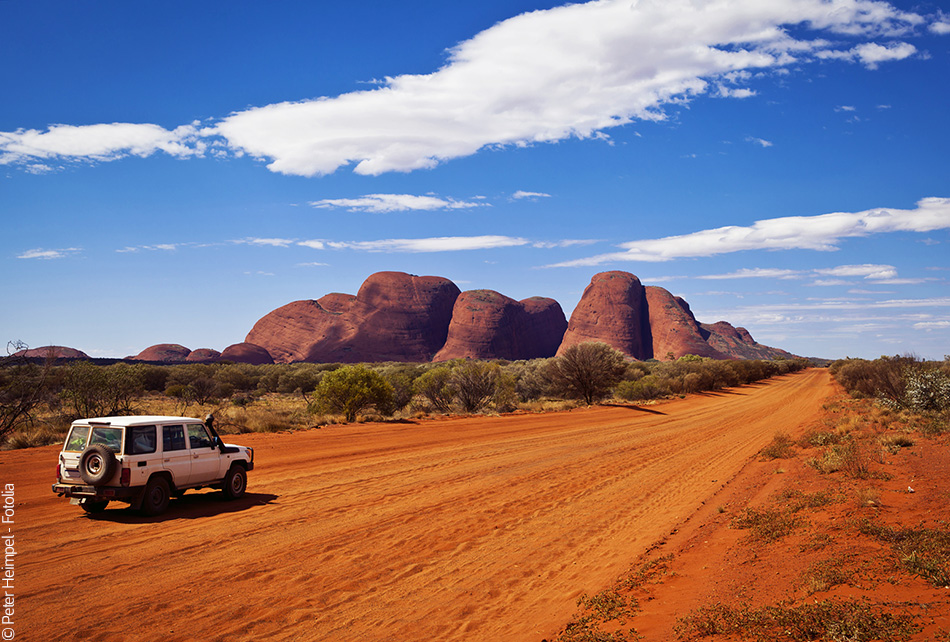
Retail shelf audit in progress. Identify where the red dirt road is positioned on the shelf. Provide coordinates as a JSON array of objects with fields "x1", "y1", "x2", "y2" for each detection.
[{"x1": 9, "y1": 369, "x2": 832, "y2": 641}]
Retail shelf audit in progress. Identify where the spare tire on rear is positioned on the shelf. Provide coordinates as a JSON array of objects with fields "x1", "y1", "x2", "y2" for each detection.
[{"x1": 79, "y1": 444, "x2": 117, "y2": 486}]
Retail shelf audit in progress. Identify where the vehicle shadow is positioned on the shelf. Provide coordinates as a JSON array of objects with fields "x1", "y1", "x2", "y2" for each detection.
[{"x1": 84, "y1": 491, "x2": 278, "y2": 523}]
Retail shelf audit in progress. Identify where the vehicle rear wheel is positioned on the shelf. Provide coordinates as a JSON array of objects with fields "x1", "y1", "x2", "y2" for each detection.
[
  {"x1": 79, "y1": 445, "x2": 117, "y2": 486},
  {"x1": 80, "y1": 499, "x2": 109, "y2": 513},
  {"x1": 140, "y1": 476, "x2": 171, "y2": 516},
  {"x1": 222, "y1": 466, "x2": 247, "y2": 500}
]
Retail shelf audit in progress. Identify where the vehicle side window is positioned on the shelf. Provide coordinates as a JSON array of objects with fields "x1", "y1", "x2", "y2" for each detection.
[
  {"x1": 64, "y1": 426, "x2": 90, "y2": 452},
  {"x1": 90, "y1": 427, "x2": 123, "y2": 452},
  {"x1": 187, "y1": 424, "x2": 214, "y2": 450},
  {"x1": 163, "y1": 425, "x2": 187, "y2": 452},
  {"x1": 127, "y1": 426, "x2": 157, "y2": 455}
]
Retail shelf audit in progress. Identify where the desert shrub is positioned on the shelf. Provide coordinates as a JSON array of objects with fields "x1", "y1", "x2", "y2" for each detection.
[
  {"x1": 414, "y1": 366, "x2": 454, "y2": 412},
  {"x1": 731, "y1": 506, "x2": 802, "y2": 542},
  {"x1": 214, "y1": 363, "x2": 263, "y2": 392},
  {"x1": 450, "y1": 360, "x2": 500, "y2": 413},
  {"x1": 806, "y1": 441, "x2": 871, "y2": 479},
  {"x1": 545, "y1": 342, "x2": 628, "y2": 405},
  {"x1": 310, "y1": 365, "x2": 394, "y2": 422},
  {"x1": 903, "y1": 367, "x2": 950, "y2": 413},
  {"x1": 760, "y1": 432, "x2": 795, "y2": 460},
  {"x1": 136, "y1": 364, "x2": 169, "y2": 392},
  {"x1": 803, "y1": 556, "x2": 854, "y2": 594},
  {"x1": 859, "y1": 520, "x2": 950, "y2": 588},
  {"x1": 831, "y1": 356, "x2": 916, "y2": 404},
  {"x1": 799, "y1": 429, "x2": 844, "y2": 448},
  {"x1": 492, "y1": 369, "x2": 519, "y2": 413},
  {"x1": 614, "y1": 375, "x2": 669, "y2": 401},
  {"x1": 676, "y1": 599, "x2": 919, "y2": 641}
]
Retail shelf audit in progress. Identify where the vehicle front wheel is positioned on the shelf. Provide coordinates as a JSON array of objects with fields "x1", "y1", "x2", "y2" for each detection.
[
  {"x1": 222, "y1": 466, "x2": 247, "y2": 500},
  {"x1": 80, "y1": 499, "x2": 109, "y2": 513},
  {"x1": 140, "y1": 476, "x2": 171, "y2": 516}
]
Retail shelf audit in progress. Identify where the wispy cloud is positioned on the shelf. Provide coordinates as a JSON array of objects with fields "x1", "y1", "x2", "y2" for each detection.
[
  {"x1": 548, "y1": 197, "x2": 950, "y2": 266},
  {"x1": 511, "y1": 191, "x2": 552, "y2": 200},
  {"x1": 233, "y1": 237, "x2": 297, "y2": 247},
  {"x1": 17, "y1": 247, "x2": 82, "y2": 260},
  {"x1": 0, "y1": 122, "x2": 204, "y2": 166},
  {"x1": 914, "y1": 320, "x2": 950, "y2": 330},
  {"x1": 816, "y1": 41, "x2": 917, "y2": 68},
  {"x1": 697, "y1": 268, "x2": 801, "y2": 280},
  {"x1": 307, "y1": 235, "x2": 529, "y2": 253},
  {"x1": 2, "y1": 0, "x2": 931, "y2": 175},
  {"x1": 310, "y1": 193, "x2": 488, "y2": 213},
  {"x1": 746, "y1": 136, "x2": 773, "y2": 148}
]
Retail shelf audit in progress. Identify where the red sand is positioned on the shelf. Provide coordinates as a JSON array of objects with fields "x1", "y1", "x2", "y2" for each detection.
[{"x1": 10, "y1": 369, "x2": 832, "y2": 641}]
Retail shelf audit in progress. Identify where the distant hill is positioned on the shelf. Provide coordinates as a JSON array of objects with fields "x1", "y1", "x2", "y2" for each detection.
[
  {"x1": 245, "y1": 270, "x2": 795, "y2": 363},
  {"x1": 28, "y1": 271, "x2": 797, "y2": 365}
]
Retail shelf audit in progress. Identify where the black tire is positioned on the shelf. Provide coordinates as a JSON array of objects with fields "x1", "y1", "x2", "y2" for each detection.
[
  {"x1": 222, "y1": 466, "x2": 247, "y2": 500},
  {"x1": 79, "y1": 444, "x2": 117, "y2": 486},
  {"x1": 140, "y1": 476, "x2": 171, "y2": 516},
  {"x1": 80, "y1": 499, "x2": 109, "y2": 513}
]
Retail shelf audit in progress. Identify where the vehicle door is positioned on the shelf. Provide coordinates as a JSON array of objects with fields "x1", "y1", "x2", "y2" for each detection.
[
  {"x1": 161, "y1": 424, "x2": 191, "y2": 488},
  {"x1": 186, "y1": 423, "x2": 221, "y2": 485},
  {"x1": 59, "y1": 424, "x2": 123, "y2": 484},
  {"x1": 125, "y1": 425, "x2": 161, "y2": 487}
]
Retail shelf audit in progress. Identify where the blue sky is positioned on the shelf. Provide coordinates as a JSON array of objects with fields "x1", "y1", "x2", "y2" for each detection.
[{"x1": 3, "y1": 0, "x2": 949, "y2": 360}]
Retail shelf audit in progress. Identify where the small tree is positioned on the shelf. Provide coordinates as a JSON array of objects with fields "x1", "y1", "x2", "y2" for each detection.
[
  {"x1": 311, "y1": 365, "x2": 394, "y2": 422},
  {"x1": 62, "y1": 361, "x2": 144, "y2": 418},
  {"x1": 0, "y1": 341, "x2": 54, "y2": 442},
  {"x1": 546, "y1": 342, "x2": 628, "y2": 405},
  {"x1": 450, "y1": 361, "x2": 498, "y2": 413},
  {"x1": 414, "y1": 366, "x2": 454, "y2": 412}
]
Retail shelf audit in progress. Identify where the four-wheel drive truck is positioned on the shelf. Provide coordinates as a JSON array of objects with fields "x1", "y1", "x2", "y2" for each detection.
[{"x1": 52, "y1": 415, "x2": 254, "y2": 516}]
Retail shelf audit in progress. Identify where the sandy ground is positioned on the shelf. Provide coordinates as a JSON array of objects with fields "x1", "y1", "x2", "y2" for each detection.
[{"x1": 7, "y1": 368, "x2": 832, "y2": 641}]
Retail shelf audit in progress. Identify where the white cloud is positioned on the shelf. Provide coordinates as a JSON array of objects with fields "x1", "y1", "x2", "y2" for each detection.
[
  {"x1": 309, "y1": 193, "x2": 487, "y2": 213},
  {"x1": 302, "y1": 235, "x2": 529, "y2": 253},
  {"x1": 511, "y1": 191, "x2": 552, "y2": 200},
  {"x1": 17, "y1": 247, "x2": 81, "y2": 260},
  {"x1": 208, "y1": 0, "x2": 928, "y2": 176},
  {"x1": 234, "y1": 237, "x2": 297, "y2": 247},
  {"x1": 532, "y1": 239, "x2": 599, "y2": 249},
  {"x1": 931, "y1": 18, "x2": 950, "y2": 35},
  {"x1": 746, "y1": 136, "x2": 773, "y2": 147},
  {"x1": 549, "y1": 197, "x2": 950, "y2": 266},
  {"x1": 814, "y1": 264, "x2": 897, "y2": 279},
  {"x1": 914, "y1": 320, "x2": 950, "y2": 330},
  {"x1": 697, "y1": 267, "x2": 802, "y2": 279},
  {"x1": 816, "y1": 41, "x2": 917, "y2": 68},
  {"x1": 0, "y1": 122, "x2": 203, "y2": 166},
  {"x1": 0, "y1": 0, "x2": 932, "y2": 175}
]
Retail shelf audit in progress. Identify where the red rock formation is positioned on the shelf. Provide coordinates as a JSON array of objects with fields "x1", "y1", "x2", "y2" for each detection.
[
  {"x1": 245, "y1": 270, "x2": 795, "y2": 364},
  {"x1": 186, "y1": 348, "x2": 221, "y2": 363},
  {"x1": 700, "y1": 321, "x2": 795, "y2": 360},
  {"x1": 519, "y1": 297, "x2": 569, "y2": 359},
  {"x1": 13, "y1": 346, "x2": 89, "y2": 359},
  {"x1": 433, "y1": 291, "x2": 567, "y2": 361},
  {"x1": 644, "y1": 287, "x2": 728, "y2": 360},
  {"x1": 130, "y1": 344, "x2": 192, "y2": 362},
  {"x1": 246, "y1": 272, "x2": 460, "y2": 363},
  {"x1": 557, "y1": 271, "x2": 651, "y2": 359},
  {"x1": 219, "y1": 343, "x2": 274, "y2": 365}
]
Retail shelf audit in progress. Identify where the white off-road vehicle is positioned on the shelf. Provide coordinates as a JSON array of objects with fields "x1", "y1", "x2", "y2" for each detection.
[{"x1": 52, "y1": 415, "x2": 254, "y2": 516}]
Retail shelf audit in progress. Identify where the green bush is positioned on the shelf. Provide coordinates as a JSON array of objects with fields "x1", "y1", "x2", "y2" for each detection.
[{"x1": 311, "y1": 365, "x2": 395, "y2": 422}]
